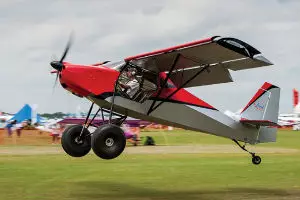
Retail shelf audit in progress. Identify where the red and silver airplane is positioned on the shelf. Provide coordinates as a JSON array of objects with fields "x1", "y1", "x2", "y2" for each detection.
[{"x1": 51, "y1": 36, "x2": 279, "y2": 165}]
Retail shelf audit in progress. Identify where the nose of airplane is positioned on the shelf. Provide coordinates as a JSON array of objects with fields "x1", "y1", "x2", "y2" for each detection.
[
  {"x1": 49, "y1": 34, "x2": 118, "y2": 98},
  {"x1": 50, "y1": 61, "x2": 64, "y2": 71},
  {"x1": 57, "y1": 63, "x2": 90, "y2": 97},
  {"x1": 59, "y1": 64, "x2": 119, "y2": 98}
]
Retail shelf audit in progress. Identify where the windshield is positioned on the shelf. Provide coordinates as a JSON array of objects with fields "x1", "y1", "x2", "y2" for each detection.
[{"x1": 104, "y1": 61, "x2": 125, "y2": 71}]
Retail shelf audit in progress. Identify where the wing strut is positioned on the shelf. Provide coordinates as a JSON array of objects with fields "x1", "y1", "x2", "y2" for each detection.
[
  {"x1": 147, "y1": 54, "x2": 181, "y2": 115},
  {"x1": 147, "y1": 58, "x2": 210, "y2": 115}
]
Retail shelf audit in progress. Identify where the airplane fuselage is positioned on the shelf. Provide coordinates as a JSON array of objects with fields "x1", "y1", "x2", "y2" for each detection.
[{"x1": 57, "y1": 61, "x2": 277, "y2": 145}]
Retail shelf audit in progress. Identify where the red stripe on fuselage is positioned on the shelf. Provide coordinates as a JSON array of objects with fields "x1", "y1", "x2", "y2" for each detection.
[
  {"x1": 156, "y1": 88, "x2": 216, "y2": 110},
  {"x1": 153, "y1": 73, "x2": 216, "y2": 110}
]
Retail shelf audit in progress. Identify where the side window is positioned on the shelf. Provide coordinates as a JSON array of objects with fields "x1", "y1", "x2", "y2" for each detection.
[{"x1": 117, "y1": 67, "x2": 158, "y2": 103}]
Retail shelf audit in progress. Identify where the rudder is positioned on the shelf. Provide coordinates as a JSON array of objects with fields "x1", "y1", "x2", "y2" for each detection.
[{"x1": 240, "y1": 82, "x2": 280, "y2": 125}]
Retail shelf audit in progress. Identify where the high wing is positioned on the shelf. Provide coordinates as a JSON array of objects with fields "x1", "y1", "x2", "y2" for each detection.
[{"x1": 124, "y1": 36, "x2": 273, "y2": 88}]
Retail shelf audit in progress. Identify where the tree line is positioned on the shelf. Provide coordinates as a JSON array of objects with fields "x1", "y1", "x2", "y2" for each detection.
[{"x1": 40, "y1": 112, "x2": 67, "y2": 119}]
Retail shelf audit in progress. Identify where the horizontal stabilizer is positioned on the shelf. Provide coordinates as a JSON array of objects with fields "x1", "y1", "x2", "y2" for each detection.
[{"x1": 240, "y1": 119, "x2": 278, "y2": 127}]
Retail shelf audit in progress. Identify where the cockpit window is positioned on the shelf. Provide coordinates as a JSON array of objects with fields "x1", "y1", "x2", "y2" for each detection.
[
  {"x1": 117, "y1": 66, "x2": 158, "y2": 103},
  {"x1": 104, "y1": 61, "x2": 125, "y2": 71}
]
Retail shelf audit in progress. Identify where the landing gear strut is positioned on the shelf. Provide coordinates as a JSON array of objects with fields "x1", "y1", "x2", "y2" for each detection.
[
  {"x1": 232, "y1": 139, "x2": 261, "y2": 165},
  {"x1": 61, "y1": 99, "x2": 127, "y2": 159}
]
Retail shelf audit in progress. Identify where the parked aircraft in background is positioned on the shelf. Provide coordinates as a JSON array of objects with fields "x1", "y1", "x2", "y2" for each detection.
[
  {"x1": 278, "y1": 89, "x2": 300, "y2": 130},
  {"x1": 0, "y1": 112, "x2": 13, "y2": 128}
]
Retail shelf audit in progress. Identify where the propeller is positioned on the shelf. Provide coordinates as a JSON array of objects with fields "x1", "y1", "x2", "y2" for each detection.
[
  {"x1": 50, "y1": 33, "x2": 74, "y2": 91},
  {"x1": 50, "y1": 33, "x2": 73, "y2": 71}
]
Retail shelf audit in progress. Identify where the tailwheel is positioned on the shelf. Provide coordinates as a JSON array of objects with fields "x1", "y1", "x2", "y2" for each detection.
[
  {"x1": 232, "y1": 139, "x2": 262, "y2": 165},
  {"x1": 252, "y1": 155, "x2": 262, "y2": 165},
  {"x1": 92, "y1": 124, "x2": 126, "y2": 160},
  {"x1": 61, "y1": 125, "x2": 91, "y2": 157}
]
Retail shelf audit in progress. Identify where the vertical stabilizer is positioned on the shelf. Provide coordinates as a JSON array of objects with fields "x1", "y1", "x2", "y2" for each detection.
[{"x1": 240, "y1": 82, "x2": 280, "y2": 124}]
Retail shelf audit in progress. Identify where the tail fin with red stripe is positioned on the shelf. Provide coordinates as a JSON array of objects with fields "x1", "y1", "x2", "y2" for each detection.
[{"x1": 240, "y1": 82, "x2": 280, "y2": 126}]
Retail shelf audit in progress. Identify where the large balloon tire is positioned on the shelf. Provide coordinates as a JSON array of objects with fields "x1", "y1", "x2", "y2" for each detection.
[
  {"x1": 92, "y1": 124, "x2": 126, "y2": 160},
  {"x1": 61, "y1": 125, "x2": 91, "y2": 157}
]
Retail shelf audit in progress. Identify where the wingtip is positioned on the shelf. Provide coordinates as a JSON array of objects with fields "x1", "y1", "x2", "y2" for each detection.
[{"x1": 254, "y1": 55, "x2": 273, "y2": 65}]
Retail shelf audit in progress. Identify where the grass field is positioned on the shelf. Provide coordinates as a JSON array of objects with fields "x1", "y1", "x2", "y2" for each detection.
[
  {"x1": 143, "y1": 129, "x2": 300, "y2": 149},
  {"x1": 0, "y1": 129, "x2": 300, "y2": 200}
]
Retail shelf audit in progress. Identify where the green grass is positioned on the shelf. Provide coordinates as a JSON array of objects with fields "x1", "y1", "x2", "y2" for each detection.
[
  {"x1": 263, "y1": 130, "x2": 300, "y2": 149},
  {"x1": 0, "y1": 154, "x2": 300, "y2": 200},
  {"x1": 142, "y1": 129, "x2": 232, "y2": 145},
  {"x1": 0, "y1": 129, "x2": 300, "y2": 200},
  {"x1": 143, "y1": 129, "x2": 300, "y2": 149}
]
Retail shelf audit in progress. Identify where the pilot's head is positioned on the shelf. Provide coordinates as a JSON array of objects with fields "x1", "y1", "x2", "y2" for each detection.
[{"x1": 127, "y1": 69, "x2": 136, "y2": 79}]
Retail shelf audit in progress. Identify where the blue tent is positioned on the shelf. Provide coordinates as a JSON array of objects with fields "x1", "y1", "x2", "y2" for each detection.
[
  {"x1": 9, "y1": 104, "x2": 41, "y2": 124},
  {"x1": 36, "y1": 114, "x2": 42, "y2": 123}
]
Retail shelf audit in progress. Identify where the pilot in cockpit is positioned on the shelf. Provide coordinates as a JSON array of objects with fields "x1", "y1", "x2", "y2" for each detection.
[{"x1": 119, "y1": 69, "x2": 140, "y2": 99}]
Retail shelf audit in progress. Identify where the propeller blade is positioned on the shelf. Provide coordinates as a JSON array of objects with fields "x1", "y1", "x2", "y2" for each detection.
[
  {"x1": 52, "y1": 73, "x2": 59, "y2": 94},
  {"x1": 50, "y1": 32, "x2": 74, "y2": 94},
  {"x1": 59, "y1": 33, "x2": 74, "y2": 63}
]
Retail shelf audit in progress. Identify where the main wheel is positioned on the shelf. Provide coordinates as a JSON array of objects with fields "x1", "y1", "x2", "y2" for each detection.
[
  {"x1": 61, "y1": 125, "x2": 91, "y2": 157},
  {"x1": 92, "y1": 124, "x2": 126, "y2": 159},
  {"x1": 252, "y1": 155, "x2": 262, "y2": 165}
]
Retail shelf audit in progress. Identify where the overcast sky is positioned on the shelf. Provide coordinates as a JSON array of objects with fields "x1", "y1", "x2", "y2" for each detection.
[{"x1": 0, "y1": 0, "x2": 299, "y2": 114}]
